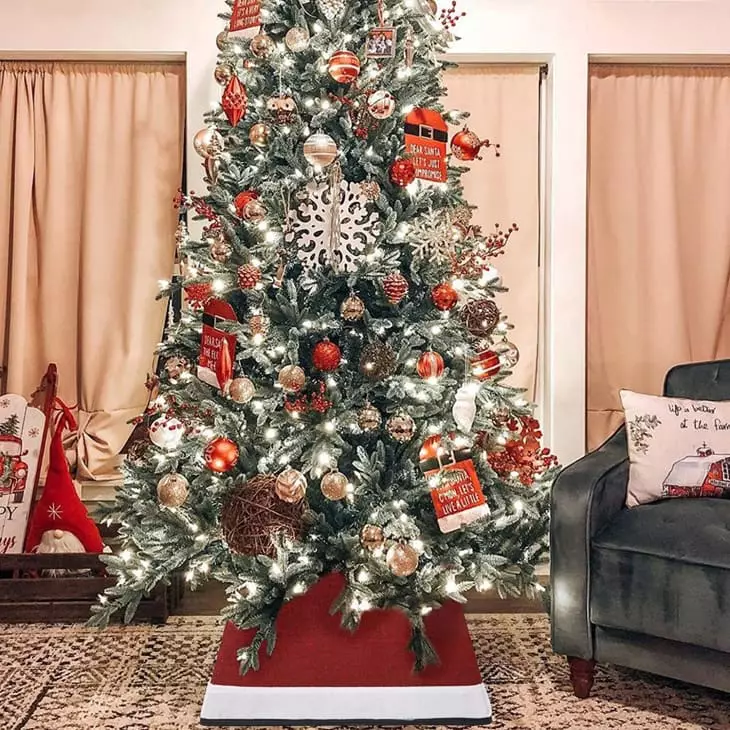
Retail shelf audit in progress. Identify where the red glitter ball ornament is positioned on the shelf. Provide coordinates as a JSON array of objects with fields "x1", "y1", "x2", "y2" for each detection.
[
  {"x1": 204, "y1": 437, "x2": 239, "y2": 473},
  {"x1": 417, "y1": 351, "x2": 445, "y2": 379},
  {"x1": 382, "y1": 272, "x2": 409, "y2": 304},
  {"x1": 238, "y1": 264, "x2": 262, "y2": 290},
  {"x1": 234, "y1": 190, "x2": 259, "y2": 218},
  {"x1": 221, "y1": 75, "x2": 248, "y2": 127},
  {"x1": 389, "y1": 158, "x2": 416, "y2": 187},
  {"x1": 184, "y1": 283, "x2": 213, "y2": 310},
  {"x1": 431, "y1": 282, "x2": 458, "y2": 311},
  {"x1": 451, "y1": 126, "x2": 499, "y2": 162},
  {"x1": 312, "y1": 340, "x2": 342, "y2": 372}
]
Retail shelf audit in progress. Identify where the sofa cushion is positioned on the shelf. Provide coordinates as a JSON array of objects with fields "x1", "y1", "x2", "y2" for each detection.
[{"x1": 591, "y1": 499, "x2": 730, "y2": 653}]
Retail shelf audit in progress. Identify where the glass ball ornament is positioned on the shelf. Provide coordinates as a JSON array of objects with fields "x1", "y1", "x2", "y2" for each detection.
[
  {"x1": 157, "y1": 472, "x2": 190, "y2": 508},
  {"x1": 494, "y1": 339, "x2": 520, "y2": 368},
  {"x1": 386, "y1": 412, "x2": 416, "y2": 442},
  {"x1": 214, "y1": 63, "x2": 234, "y2": 85},
  {"x1": 470, "y1": 349, "x2": 501, "y2": 381},
  {"x1": 250, "y1": 32, "x2": 276, "y2": 58},
  {"x1": 328, "y1": 50, "x2": 361, "y2": 84},
  {"x1": 204, "y1": 437, "x2": 240, "y2": 473},
  {"x1": 249, "y1": 122, "x2": 272, "y2": 149},
  {"x1": 357, "y1": 403, "x2": 382, "y2": 432},
  {"x1": 451, "y1": 126, "x2": 486, "y2": 161},
  {"x1": 340, "y1": 294, "x2": 365, "y2": 322},
  {"x1": 312, "y1": 339, "x2": 342, "y2": 372},
  {"x1": 431, "y1": 282, "x2": 458, "y2": 311},
  {"x1": 320, "y1": 471, "x2": 349, "y2": 501},
  {"x1": 367, "y1": 89, "x2": 396, "y2": 120},
  {"x1": 303, "y1": 132, "x2": 338, "y2": 168},
  {"x1": 216, "y1": 30, "x2": 230, "y2": 50},
  {"x1": 360, "y1": 524, "x2": 385, "y2": 551},
  {"x1": 229, "y1": 377, "x2": 256, "y2": 404},
  {"x1": 275, "y1": 468, "x2": 307, "y2": 503},
  {"x1": 278, "y1": 365, "x2": 306, "y2": 393},
  {"x1": 416, "y1": 351, "x2": 445, "y2": 379},
  {"x1": 285, "y1": 26, "x2": 310, "y2": 52},
  {"x1": 387, "y1": 542, "x2": 419, "y2": 577},
  {"x1": 193, "y1": 127, "x2": 224, "y2": 158}
]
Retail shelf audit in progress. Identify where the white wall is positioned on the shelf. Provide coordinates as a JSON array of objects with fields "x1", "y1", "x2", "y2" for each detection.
[{"x1": 3, "y1": 0, "x2": 730, "y2": 465}]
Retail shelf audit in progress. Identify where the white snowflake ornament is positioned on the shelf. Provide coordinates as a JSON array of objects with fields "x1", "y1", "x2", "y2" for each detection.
[{"x1": 286, "y1": 179, "x2": 380, "y2": 272}]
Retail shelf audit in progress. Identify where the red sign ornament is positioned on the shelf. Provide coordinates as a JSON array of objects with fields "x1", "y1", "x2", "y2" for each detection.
[
  {"x1": 198, "y1": 300, "x2": 238, "y2": 390},
  {"x1": 404, "y1": 108, "x2": 448, "y2": 183},
  {"x1": 229, "y1": 0, "x2": 261, "y2": 33}
]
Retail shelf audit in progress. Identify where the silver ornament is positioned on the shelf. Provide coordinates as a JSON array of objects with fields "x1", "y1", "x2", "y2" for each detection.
[{"x1": 315, "y1": 0, "x2": 346, "y2": 21}]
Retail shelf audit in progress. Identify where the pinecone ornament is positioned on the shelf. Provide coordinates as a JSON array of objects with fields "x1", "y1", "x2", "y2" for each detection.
[
  {"x1": 382, "y1": 272, "x2": 409, "y2": 304},
  {"x1": 238, "y1": 264, "x2": 262, "y2": 290}
]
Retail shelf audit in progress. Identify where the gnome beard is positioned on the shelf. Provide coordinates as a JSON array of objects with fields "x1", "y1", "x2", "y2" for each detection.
[{"x1": 36, "y1": 528, "x2": 88, "y2": 576}]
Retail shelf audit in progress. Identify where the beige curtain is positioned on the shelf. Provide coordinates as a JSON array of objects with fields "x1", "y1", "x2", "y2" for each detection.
[
  {"x1": 0, "y1": 61, "x2": 185, "y2": 480},
  {"x1": 445, "y1": 64, "x2": 542, "y2": 398},
  {"x1": 587, "y1": 64, "x2": 730, "y2": 450}
]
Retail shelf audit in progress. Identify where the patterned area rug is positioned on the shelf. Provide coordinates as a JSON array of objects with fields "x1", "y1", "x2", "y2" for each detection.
[{"x1": 3, "y1": 614, "x2": 730, "y2": 729}]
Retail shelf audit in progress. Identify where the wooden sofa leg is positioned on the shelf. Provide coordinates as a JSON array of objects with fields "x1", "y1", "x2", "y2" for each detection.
[{"x1": 568, "y1": 657, "x2": 596, "y2": 698}]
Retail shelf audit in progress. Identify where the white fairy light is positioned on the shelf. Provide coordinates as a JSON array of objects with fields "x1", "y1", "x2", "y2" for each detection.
[
  {"x1": 420, "y1": 606, "x2": 433, "y2": 615},
  {"x1": 292, "y1": 582, "x2": 306, "y2": 594},
  {"x1": 514, "y1": 499, "x2": 524, "y2": 513},
  {"x1": 121, "y1": 549, "x2": 132, "y2": 562},
  {"x1": 158, "y1": 279, "x2": 170, "y2": 291},
  {"x1": 265, "y1": 428, "x2": 278, "y2": 440},
  {"x1": 324, "y1": 421, "x2": 335, "y2": 433},
  {"x1": 357, "y1": 569, "x2": 371, "y2": 583}
]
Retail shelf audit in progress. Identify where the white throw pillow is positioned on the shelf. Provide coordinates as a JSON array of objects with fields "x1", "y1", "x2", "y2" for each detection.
[{"x1": 620, "y1": 390, "x2": 730, "y2": 507}]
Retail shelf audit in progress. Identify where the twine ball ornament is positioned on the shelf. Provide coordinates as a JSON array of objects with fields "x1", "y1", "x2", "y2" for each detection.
[
  {"x1": 229, "y1": 377, "x2": 256, "y2": 404},
  {"x1": 214, "y1": 63, "x2": 234, "y2": 85},
  {"x1": 164, "y1": 356, "x2": 188, "y2": 379},
  {"x1": 285, "y1": 26, "x2": 310, "y2": 52},
  {"x1": 462, "y1": 299, "x2": 500, "y2": 337},
  {"x1": 320, "y1": 471, "x2": 349, "y2": 501},
  {"x1": 358, "y1": 403, "x2": 382, "y2": 432},
  {"x1": 275, "y1": 468, "x2": 307, "y2": 503},
  {"x1": 367, "y1": 90, "x2": 396, "y2": 120},
  {"x1": 250, "y1": 32, "x2": 276, "y2": 58},
  {"x1": 387, "y1": 542, "x2": 419, "y2": 577},
  {"x1": 250, "y1": 314, "x2": 270, "y2": 335},
  {"x1": 204, "y1": 437, "x2": 240, "y2": 473},
  {"x1": 389, "y1": 158, "x2": 416, "y2": 187},
  {"x1": 386, "y1": 412, "x2": 416, "y2": 442},
  {"x1": 209, "y1": 235, "x2": 232, "y2": 262},
  {"x1": 278, "y1": 365, "x2": 306, "y2": 393},
  {"x1": 193, "y1": 128, "x2": 224, "y2": 158},
  {"x1": 312, "y1": 340, "x2": 342, "y2": 372},
  {"x1": 341, "y1": 294, "x2": 366, "y2": 322},
  {"x1": 382, "y1": 272, "x2": 409, "y2": 305},
  {"x1": 360, "y1": 180, "x2": 381, "y2": 202},
  {"x1": 303, "y1": 132, "x2": 338, "y2": 168},
  {"x1": 328, "y1": 50, "x2": 361, "y2": 84},
  {"x1": 221, "y1": 475, "x2": 304, "y2": 558},
  {"x1": 494, "y1": 339, "x2": 520, "y2": 368},
  {"x1": 360, "y1": 524, "x2": 385, "y2": 551},
  {"x1": 237, "y1": 264, "x2": 262, "y2": 290},
  {"x1": 417, "y1": 351, "x2": 445, "y2": 379},
  {"x1": 157, "y1": 473, "x2": 190, "y2": 508},
  {"x1": 360, "y1": 342, "x2": 397, "y2": 381},
  {"x1": 249, "y1": 122, "x2": 272, "y2": 149},
  {"x1": 431, "y1": 282, "x2": 458, "y2": 311}
]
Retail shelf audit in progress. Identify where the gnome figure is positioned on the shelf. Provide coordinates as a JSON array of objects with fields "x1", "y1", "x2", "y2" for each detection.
[{"x1": 24, "y1": 401, "x2": 104, "y2": 564}]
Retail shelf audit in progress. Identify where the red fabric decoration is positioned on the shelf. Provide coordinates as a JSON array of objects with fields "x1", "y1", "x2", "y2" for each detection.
[
  {"x1": 431, "y1": 283, "x2": 458, "y2": 311},
  {"x1": 24, "y1": 403, "x2": 104, "y2": 554},
  {"x1": 312, "y1": 340, "x2": 342, "y2": 372},
  {"x1": 389, "y1": 158, "x2": 416, "y2": 187},
  {"x1": 222, "y1": 76, "x2": 248, "y2": 127},
  {"x1": 417, "y1": 351, "x2": 445, "y2": 379}
]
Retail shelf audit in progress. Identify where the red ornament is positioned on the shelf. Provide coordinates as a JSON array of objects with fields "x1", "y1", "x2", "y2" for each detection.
[
  {"x1": 312, "y1": 340, "x2": 342, "y2": 371},
  {"x1": 221, "y1": 76, "x2": 248, "y2": 127},
  {"x1": 216, "y1": 338, "x2": 234, "y2": 392},
  {"x1": 204, "y1": 437, "x2": 240, "y2": 473},
  {"x1": 328, "y1": 50, "x2": 361, "y2": 84},
  {"x1": 309, "y1": 380, "x2": 333, "y2": 413},
  {"x1": 238, "y1": 264, "x2": 262, "y2": 290},
  {"x1": 234, "y1": 190, "x2": 259, "y2": 218},
  {"x1": 417, "y1": 351, "x2": 445, "y2": 379},
  {"x1": 382, "y1": 272, "x2": 409, "y2": 304},
  {"x1": 431, "y1": 282, "x2": 458, "y2": 311},
  {"x1": 451, "y1": 126, "x2": 499, "y2": 162},
  {"x1": 184, "y1": 283, "x2": 213, "y2": 310},
  {"x1": 389, "y1": 157, "x2": 416, "y2": 187},
  {"x1": 471, "y1": 350, "x2": 500, "y2": 381}
]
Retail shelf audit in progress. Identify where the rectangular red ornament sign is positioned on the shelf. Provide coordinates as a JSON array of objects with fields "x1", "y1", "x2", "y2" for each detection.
[
  {"x1": 198, "y1": 300, "x2": 238, "y2": 390},
  {"x1": 404, "y1": 108, "x2": 448, "y2": 183},
  {"x1": 229, "y1": 0, "x2": 261, "y2": 33}
]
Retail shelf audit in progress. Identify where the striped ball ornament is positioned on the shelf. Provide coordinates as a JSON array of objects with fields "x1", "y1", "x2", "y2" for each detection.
[
  {"x1": 417, "y1": 351, "x2": 445, "y2": 379},
  {"x1": 303, "y1": 132, "x2": 338, "y2": 167},
  {"x1": 328, "y1": 50, "x2": 361, "y2": 84},
  {"x1": 471, "y1": 350, "x2": 501, "y2": 381}
]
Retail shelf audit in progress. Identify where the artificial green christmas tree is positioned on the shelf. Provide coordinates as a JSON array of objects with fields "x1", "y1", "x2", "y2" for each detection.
[{"x1": 91, "y1": 0, "x2": 558, "y2": 671}]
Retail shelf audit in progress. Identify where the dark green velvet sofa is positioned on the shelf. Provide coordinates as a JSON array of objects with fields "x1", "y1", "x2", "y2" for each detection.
[{"x1": 551, "y1": 360, "x2": 730, "y2": 698}]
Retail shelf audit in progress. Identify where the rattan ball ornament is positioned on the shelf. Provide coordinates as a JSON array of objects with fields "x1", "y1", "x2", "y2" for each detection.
[
  {"x1": 285, "y1": 26, "x2": 310, "y2": 52},
  {"x1": 193, "y1": 128, "x2": 224, "y2": 158},
  {"x1": 303, "y1": 132, "x2": 338, "y2": 167},
  {"x1": 340, "y1": 294, "x2": 365, "y2": 322},
  {"x1": 320, "y1": 471, "x2": 349, "y2": 501},
  {"x1": 360, "y1": 524, "x2": 385, "y2": 551},
  {"x1": 275, "y1": 468, "x2": 307, "y2": 503},
  {"x1": 278, "y1": 365, "x2": 306, "y2": 393},
  {"x1": 328, "y1": 50, "x2": 361, "y2": 84},
  {"x1": 367, "y1": 89, "x2": 396, "y2": 119},
  {"x1": 357, "y1": 403, "x2": 382, "y2": 432},
  {"x1": 249, "y1": 122, "x2": 272, "y2": 148},
  {"x1": 417, "y1": 351, "x2": 445, "y2": 379},
  {"x1": 387, "y1": 542, "x2": 419, "y2": 577},
  {"x1": 386, "y1": 412, "x2": 416, "y2": 442},
  {"x1": 382, "y1": 272, "x2": 409, "y2": 305},
  {"x1": 461, "y1": 299, "x2": 500, "y2": 337},
  {"x1": 157, "y1": 473, "x2": 190, "y2": 508},
  {"x1": 360, "y1": 342, "x2": 396, "y2": 381},
  {"x1": 250, "y1": 32, "x2": 276, "y2": 58},
  {"x1": 221, "y1": 475, "x2": 304, "y2": 558},
  {"x1": 229, "y1": 377, "x2": 256, "y2": 404},
  {"x1": 431, "y1": 282, "x2": 458, "y2": 311},
  {"x1": 312, "y1": 339, "x2": 342, "y2": 372},
  {"x1": 204, "y1": 437, "x2": 239, "y2": 473},
  {"x1": 237, "y1": 264, "x2": 262, "y2": 290}
]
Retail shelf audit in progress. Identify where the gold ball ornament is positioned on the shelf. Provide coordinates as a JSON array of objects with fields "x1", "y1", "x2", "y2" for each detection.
[
  {"x1": 340, "y1": 294, "x2": 365, "y2": 322},
  {"x1": 193, "y1": 127, "x2": 224, "y2": 158},
  {"x1": 303, "y1": 132, "x2": 338, "y2": 168},
  {"x1": 285, "y1": 26, "x2": 310, "y2": 52},
  {"x1": 275, "y1": 468, "x2": 307, "y2": 503},
  {"x1": 387, "y1": 543, "x2": 419, "y2": 577},
  {"x1": 249, "y1": 123, "x2": 272, "y2": 149},
  {"x1": 214, "y1": 63, "x2": 234, "y2": 85},
  {"x1": 250, "y1": 32, "x2": 276, "y2": 58},
  {"x1": 278, "y1": 365, "x2": 306, "y2": 393},
  {"x1": 386, "y1": 412, "x2": 416, "y2": 442},
  {"x1": 229, "y1": 377, "x2": 256, "y2": 404},
  {"x1": 321, "y1": 471, "x2": 349, "y2": 501},
  {"x1": 216, "y1": 31, "x2": 230, "y2": 51},
  {"x1": 357, "y1": 403, "x2": 382, "y2": 432},
  {"x1": 157, "y1": 473, "x2": 190, "y2": 508},
  {"x1": 360, "y1": 524, "x2": 385, "y2": 551}
]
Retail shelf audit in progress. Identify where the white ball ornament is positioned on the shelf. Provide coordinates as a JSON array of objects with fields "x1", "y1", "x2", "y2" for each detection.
[
  {"x1": 367, "y1": 90, "x2": 396, "y2": 120},
  {"x1": 303, "y1": 132, "x2": 338, "y2": 168},
  {"x1": 149, "y1": 416, "x2": 186, "y2": 450}
]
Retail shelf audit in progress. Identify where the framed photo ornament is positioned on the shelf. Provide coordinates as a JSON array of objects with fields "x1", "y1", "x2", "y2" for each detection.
[{"x1": 366, "y1": 27, "x2": 397, "y2": 59}]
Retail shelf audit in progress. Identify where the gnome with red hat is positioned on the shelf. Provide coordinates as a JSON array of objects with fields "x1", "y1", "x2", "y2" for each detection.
[{"x1": 24, "y1": 401, "x2": 104, "y2": 556}]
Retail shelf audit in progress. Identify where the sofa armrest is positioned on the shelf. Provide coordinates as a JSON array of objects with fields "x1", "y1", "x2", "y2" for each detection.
[{"x1": 550, "y1": 427, "x2": 629, "y2": 659}]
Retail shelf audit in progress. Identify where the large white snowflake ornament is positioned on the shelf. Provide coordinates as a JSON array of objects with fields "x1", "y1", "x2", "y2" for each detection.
[
  {"x1": 408, "y1": 210, "x2": 459, "y2": 265},
  {"x1": 285, "y1": 180, "x2": 380, "y2": 273}
]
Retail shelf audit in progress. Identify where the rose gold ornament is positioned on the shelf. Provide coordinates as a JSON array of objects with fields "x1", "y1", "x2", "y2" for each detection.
[
  {"x1": 359, "y1": 342, "x2": 396, "y2": 381},
  {"x1": 387, "y1": 543, "x2": 419, "y2": 577},
  {"x1": 157, "y1": 473, "x2": 190, "y2": 508},
  {"x1": 215, "y1": 63, "x2": 234, "y2": 85},
  {"x1": 494, "y1": 339, "x2": 520, "y2": 368},
  {"x1": 209, "y1": 235, "x2": 232, "y2": 262},
  {"x1": 360, "y1": 524, "x2": 385, "y2": 551},
  {"x1": 275, "y1": 468, "x2": 307, "y2": 503},
  {"x1": 250, "y1": 32, "x2": 276, "y2": 58},
  {"x1": 249, "y1": 314, "x2": 270, "y2": 335},
  {"x1": 278, "y1": 365, "x2": 306, "y2": 393},
  {"x1": 357, "y1": 403, "x2": 382, "y2": 431},
  {"x1": 360, "y1": 180, "x2": 381, "y2": 202},
  {"x1": 216, "y1": 31, "x2": 230, "y2": 51},
  {"x1": 386, "y1": 412, "x2": 416, "y2": 442},
  {"x1": 229, "y1": 377, "x2": 256, "y2": 403},
  {"x1": 285, "y1": 26, "x2": 310, "y2": 52},
  {"x1": 243, "y1": 198, "x2": 267, "y2": 223},
  {"x1": 303, "y1": 132, "x2": 338, "y2": 167},
  {"x1": 193, "y1": 128, "x2": 224, "y2": 158},
  {"x1": 249, "y1": 122, "x2": 272, "y2": 148},
  {"x1": 320, "y1": 471, "x2": 349, "y2": 501},
  {"x1": 340, "y1": 294, "x2": 365, "y2": 322}
]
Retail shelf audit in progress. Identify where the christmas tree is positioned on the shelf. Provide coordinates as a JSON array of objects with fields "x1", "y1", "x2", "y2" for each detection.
[
  {"x1": 0, "y1": 413, "x2": 20, "y2": 437},
  {"x1": 92, "y1": 0, "x2": 558, "y2": 671}
]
